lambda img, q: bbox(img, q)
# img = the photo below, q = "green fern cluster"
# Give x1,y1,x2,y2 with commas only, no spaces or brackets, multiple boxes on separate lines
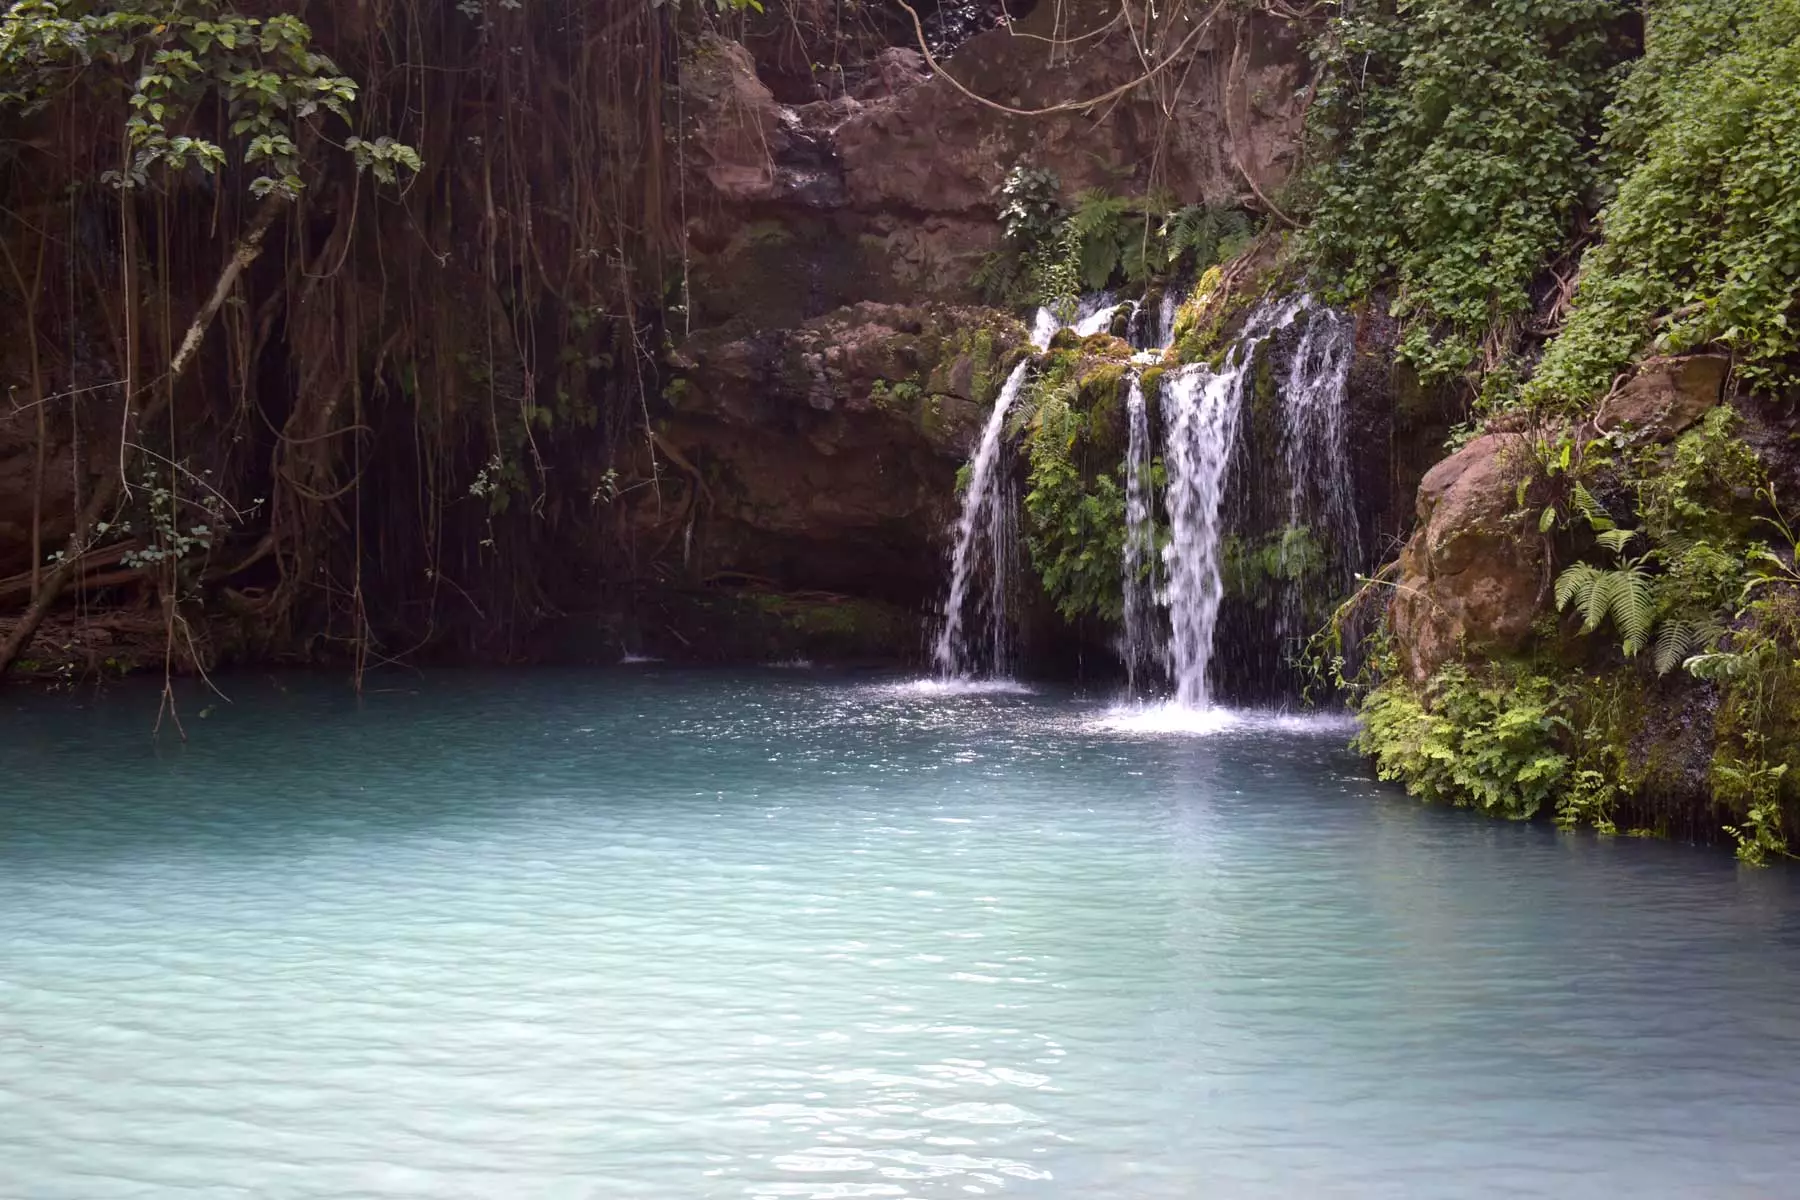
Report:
1355,664,1570,819
1551,411,1770,672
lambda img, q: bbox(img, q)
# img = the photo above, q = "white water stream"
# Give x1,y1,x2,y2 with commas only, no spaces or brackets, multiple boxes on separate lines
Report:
1156,296,1306,707
1121,373,1160,693
932,359,1030,678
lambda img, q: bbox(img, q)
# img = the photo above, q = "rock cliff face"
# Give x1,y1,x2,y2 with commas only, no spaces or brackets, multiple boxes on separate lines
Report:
643,1,1315,657
680,5,1310,325
0,0,1320,672
641,303,1030,604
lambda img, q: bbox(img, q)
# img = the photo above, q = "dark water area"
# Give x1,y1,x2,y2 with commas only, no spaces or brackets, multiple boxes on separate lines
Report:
2,669,1798,1197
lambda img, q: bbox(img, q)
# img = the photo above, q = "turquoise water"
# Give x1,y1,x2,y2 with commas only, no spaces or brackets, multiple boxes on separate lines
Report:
3,670,1799,1198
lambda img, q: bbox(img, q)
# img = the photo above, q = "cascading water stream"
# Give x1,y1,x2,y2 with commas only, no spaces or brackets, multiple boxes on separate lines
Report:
932,359,1031,678
1154,286,1185,350
1279,305,1359,592
1120,373,1160,693
1032,292,1129,350
1157,296,1306,707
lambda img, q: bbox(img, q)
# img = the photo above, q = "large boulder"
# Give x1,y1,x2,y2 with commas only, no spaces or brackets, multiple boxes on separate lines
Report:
1390,433,1543,682
1389,353,1732,682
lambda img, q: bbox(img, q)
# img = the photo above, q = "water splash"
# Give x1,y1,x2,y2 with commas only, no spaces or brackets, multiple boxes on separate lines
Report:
1120,373,1161,693
933,360,1030,678
1158,296,1306,707
1073,294,1127,338
1030,292,1127,349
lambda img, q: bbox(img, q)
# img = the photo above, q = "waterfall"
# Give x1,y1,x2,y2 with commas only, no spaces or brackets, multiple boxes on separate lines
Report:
1073,293,1126,337
1121,373,1160,692
932,360,1031,678
1157,296,1306,707
1154,287,1184,350
1279,306,1360,598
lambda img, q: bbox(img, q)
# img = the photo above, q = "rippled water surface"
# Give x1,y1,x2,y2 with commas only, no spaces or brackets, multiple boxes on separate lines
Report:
4,670,1800,1199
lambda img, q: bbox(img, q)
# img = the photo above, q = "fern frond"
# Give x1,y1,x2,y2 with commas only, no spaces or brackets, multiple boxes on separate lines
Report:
1595,527,1638,554
1654,620,1695,675
1614,563,1655,655
1555,562,1599,614
1067,190,1132,237
1571,484,1614,532
1585,567,1618,634
1685,651,1745,680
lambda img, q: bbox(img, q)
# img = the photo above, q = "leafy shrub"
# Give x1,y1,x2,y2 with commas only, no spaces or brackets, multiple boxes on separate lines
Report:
1303,0,1631,380
1355,664,1571,819
982,164,1253,311
1020,363,1131,621
1528,0,1800,406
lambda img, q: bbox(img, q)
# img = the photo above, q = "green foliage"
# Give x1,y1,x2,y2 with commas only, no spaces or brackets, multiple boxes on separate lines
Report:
1685,529,1800,863
110,464,245,572
1717,743,1790,864
1634,408,1766,545
997,164,1063,249
1020,359,1138,622
1303,0,1630,380
1529,0,1800,406
1551,410,1764,670
0,0,417,196
982,163,1252,312
1355,663,1571,819
1222,525,1326,603
1555,552,1654,657
1160,206,1253,277
1557,768,1619,833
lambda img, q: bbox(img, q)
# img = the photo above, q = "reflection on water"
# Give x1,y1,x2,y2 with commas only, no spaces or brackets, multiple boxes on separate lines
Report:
1,669,1798,1199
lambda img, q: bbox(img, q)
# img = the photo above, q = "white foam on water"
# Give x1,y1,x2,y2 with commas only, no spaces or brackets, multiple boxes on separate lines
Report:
1094,703,1242,735
894,678,1036,698
618,654,662,665
1093,702,1356,736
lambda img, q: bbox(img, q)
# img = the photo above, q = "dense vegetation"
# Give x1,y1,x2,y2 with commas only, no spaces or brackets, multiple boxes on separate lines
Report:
1303,0,1800,858
0,0,716,685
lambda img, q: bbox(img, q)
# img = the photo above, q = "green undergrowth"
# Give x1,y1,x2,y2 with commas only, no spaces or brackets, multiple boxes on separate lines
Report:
977,165,1255,317
1529,0,1800,408
1302,0,1632,384
1014,348,1152,623
1307,0,1800,848
1343,405,1800,859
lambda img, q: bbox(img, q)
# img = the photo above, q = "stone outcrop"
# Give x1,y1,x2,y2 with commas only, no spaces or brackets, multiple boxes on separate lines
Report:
1595,354,1728,442
679,3,1314,328
1390,353,1732,683
655,4,1316,656
1389,433,1544,683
